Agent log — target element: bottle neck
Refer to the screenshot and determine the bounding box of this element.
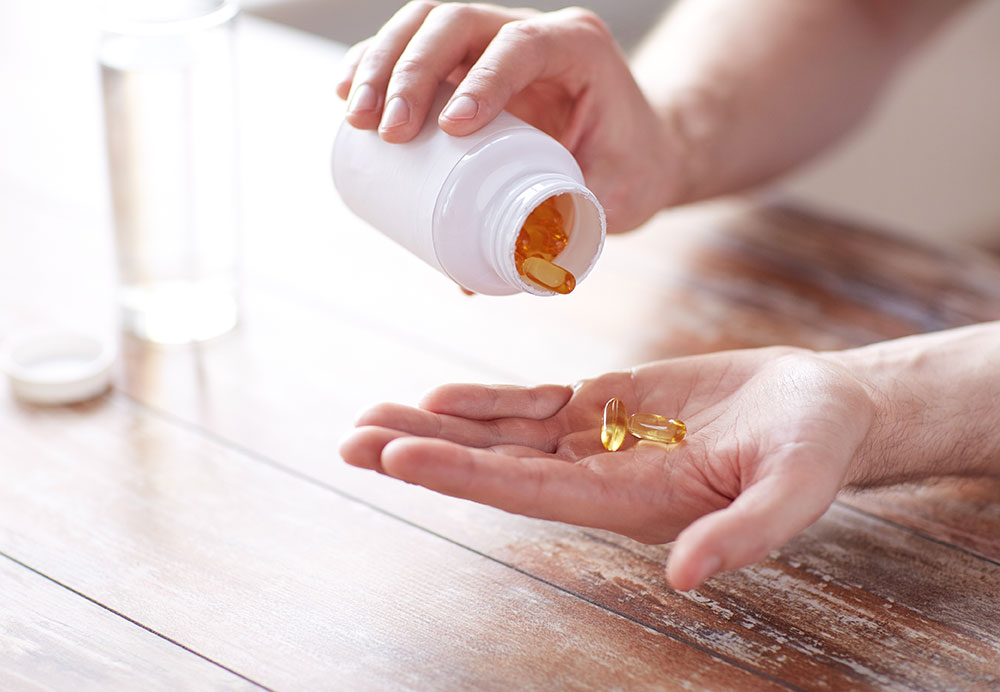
[486,175,606,296]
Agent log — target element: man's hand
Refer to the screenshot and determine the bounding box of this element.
[335,1,677,233]
[340,347,875,590]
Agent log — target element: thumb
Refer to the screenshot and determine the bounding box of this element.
[666,454,842,591]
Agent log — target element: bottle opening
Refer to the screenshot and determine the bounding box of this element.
[505,188,604,296]
[515,194,575,294]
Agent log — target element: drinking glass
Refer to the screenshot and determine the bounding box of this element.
[100,0,240,343]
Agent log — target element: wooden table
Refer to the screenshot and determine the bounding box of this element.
[2,7,999,691]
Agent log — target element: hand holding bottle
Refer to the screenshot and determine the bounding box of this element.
[337,0,968,229]
[335,1,678,234]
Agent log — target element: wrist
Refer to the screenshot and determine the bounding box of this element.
[823,323,1000,487]
[645,81,729,208]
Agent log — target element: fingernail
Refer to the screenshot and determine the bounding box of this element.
[688,554,722,588]
[441,95,479,121]
[380,96,410,130]
[348,83,378,113]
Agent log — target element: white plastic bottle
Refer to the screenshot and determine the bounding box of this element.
[332,87,606,296]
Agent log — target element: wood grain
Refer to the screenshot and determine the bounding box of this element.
[843,478,1000,563]
[0,395,778,691]
[0,555,259,691]
[105,254,1000,689]
[490,507,1000,691]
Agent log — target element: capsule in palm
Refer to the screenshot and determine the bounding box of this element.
[628,413,687,444]
[601,397,629,451]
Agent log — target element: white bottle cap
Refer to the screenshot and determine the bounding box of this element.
[1,329,116,405]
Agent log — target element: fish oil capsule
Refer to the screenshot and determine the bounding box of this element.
[628,413,687,444]
[516,196,567,256]
[515,196,576,294]
[521,257,576,294]
[601,397,629,452]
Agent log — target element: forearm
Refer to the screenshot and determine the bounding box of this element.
[633,0,970,205]
[827,322,1000,487]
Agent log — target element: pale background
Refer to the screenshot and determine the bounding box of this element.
[244,0,1000,249]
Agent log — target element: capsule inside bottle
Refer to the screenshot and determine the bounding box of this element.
[515,195,576,294]
[522,257,576,294]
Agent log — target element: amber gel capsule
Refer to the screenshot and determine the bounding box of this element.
[516,196,577,294]
[629,413,687,444]
[515,196,568,264]
[521,257,576,294]
[601,398,629,451]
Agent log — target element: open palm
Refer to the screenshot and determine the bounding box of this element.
[340,347,874,589]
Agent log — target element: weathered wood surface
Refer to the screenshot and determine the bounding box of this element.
[2,6,1000,691]
[0,555,259,691]
[108,271,1000,690]
[0,396,774,691]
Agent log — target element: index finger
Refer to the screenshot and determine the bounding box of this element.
[344,1,440,129]
[355,401,561,451]
[378,3,533,142]
[381,436,621,527]
[419,383,573,420]
[335,38,372,100]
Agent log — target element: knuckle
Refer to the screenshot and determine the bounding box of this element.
[387,58,443,107]
[492,19,547,67]
[467,61,503,85]
[358,45,397,75]
[391,56,427,80]
[549,6,615,51]
[426,2,476,26]
[460,64,512,104]
[403,0,439,15]
[561,6,613,38]
[497,17,546,44]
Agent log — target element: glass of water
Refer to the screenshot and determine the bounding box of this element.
[100,0,240,344]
